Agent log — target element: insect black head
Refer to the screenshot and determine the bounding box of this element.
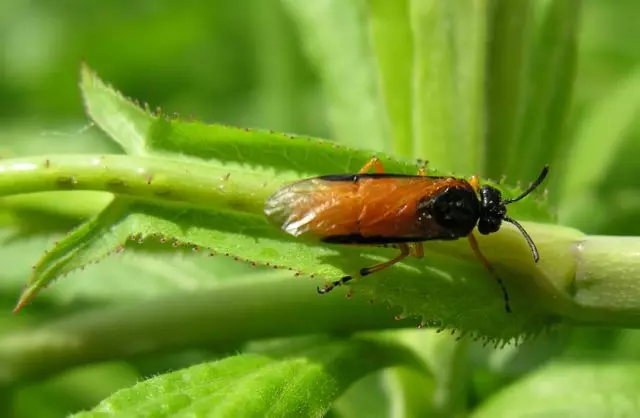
[477,165,549,262]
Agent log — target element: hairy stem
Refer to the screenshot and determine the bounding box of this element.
[0,155,272,215]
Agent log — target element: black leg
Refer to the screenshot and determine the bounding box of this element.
[317,275,353,294]
[318,243,410,294]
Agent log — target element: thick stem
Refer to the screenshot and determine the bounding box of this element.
[0,155,273,215]
[569,235,640,326]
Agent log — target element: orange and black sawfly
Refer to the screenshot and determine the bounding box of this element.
[264,157,549,312]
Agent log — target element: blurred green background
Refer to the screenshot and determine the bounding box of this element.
[1,0,329,138]
[2,0,640,416]
[2,0,639,141]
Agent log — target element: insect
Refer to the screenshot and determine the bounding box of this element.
[264,157,549,312]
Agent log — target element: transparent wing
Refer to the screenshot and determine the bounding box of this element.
[264,178,341,237]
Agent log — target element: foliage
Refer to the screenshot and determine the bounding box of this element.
[2,0,640,417]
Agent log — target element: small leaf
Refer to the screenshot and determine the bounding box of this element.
[81,65,412,175]
[472,360,640,417]
[81,63,153,156]
[72,338,423,417]
[13,198,132,312]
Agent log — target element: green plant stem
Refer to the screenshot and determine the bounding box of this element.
[0,155,270,215]
[570,236,640,326]
[0,274,414,386]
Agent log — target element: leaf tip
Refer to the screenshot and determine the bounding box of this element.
[79,61,97,88]
[12,285,38,314]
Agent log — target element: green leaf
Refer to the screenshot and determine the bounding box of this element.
[447,0,489,175]
[558,69,640,232]
[410,0,488,174]
[330,373,392,418]
[81,63,152,156]
[80,60,412,176]
[470,332,568,401]
[409,1,456,171]
[367,0,413,159]
[510,0,580,182]
[384,367,435,418]
[280,0,391,152]
[383,329,469,418]
[472,360,640,418]
[484,0,532,178]
[72,338,423,417]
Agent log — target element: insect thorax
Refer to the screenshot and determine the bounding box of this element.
[417,187,480,239]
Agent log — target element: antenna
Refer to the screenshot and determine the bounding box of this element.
[503,165,549,205]
[499,165,549,263]
[503,216,540,262]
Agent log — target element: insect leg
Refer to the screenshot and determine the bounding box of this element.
[358,156,385,174]
[411,242,424,258]
[360,243,410,277]
[467,234,511,313]
[416,160,429,176]
[317,274,356,294]
[317,243,410,295]
[469,175,480,192]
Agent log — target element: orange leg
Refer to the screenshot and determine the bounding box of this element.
[358,156,385,174]
[416,160,429,176]
[411,242,424,258]
[469,175,480,192]
[360,243,410,276]
[360,156,429,176]
[317,243,410,294]
[467,234,511,313]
